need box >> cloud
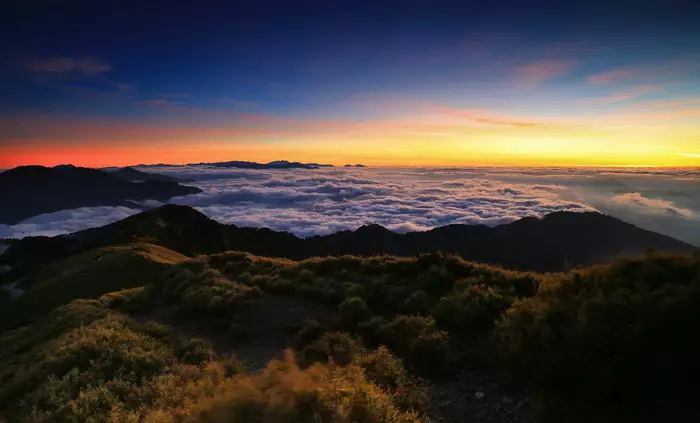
[588,67,640,85]
[2,167,698,247]
[139,99,175,107]
[609,192,693,217]
[0,206,140,239]
[585,85,664,105]
[514,60,576,88]
[588,58,700,85]
[26,56,112,75]
[160,166,596,237]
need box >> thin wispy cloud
[585,85,664,105]
[139,99,176,107]
[588,58,700,85]
[26,56,112,75]
[514,60,576,88]
[588,66,640,85]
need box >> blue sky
[2,0,700,167]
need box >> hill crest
[0,205,694,275]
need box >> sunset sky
[2,0,699,168]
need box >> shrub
[339,296,372,327]
[141,262,262,321]
[358,346,406,390]
[402,290,431,315]
[360,315,449,375]
[497,254,700,421]
[0,301,220,422]
[344,282,368,299]
[294,318,325,348]
[173,337,214,365]
[302,332,363,366]
[221,353,245,376]
[434,284,512,332]
[150,351,425,423]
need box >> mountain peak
[356,223,390,234]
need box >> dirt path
[230,294,336,371]
[134,294,531,422]
[425,336,533,422]
[135,294,336,372]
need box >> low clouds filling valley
[1,166,698,246]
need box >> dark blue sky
[2,0,700,167]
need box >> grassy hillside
[498,253,700,422]
[1,245,699,422]
[0,243,187,330]
[0,299,426,422]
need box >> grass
[497,253,700,422]
[2,242,699,422]
[0,243,187,330]
[0,297,426,422]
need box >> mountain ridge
[0,165,202,225]
[137,160,335,169]
[109,166,191,182]
[1,204,694,277]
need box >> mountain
[344,164,367,167]
[165,160,332,169]
[1,206,698,422]
[0,165,202,225]
[206,160,332,169]
[133,160,335,169]
[110,166,189,182]
[1,205,694,277]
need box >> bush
[358,346,406,390]
[344,282,368,299]
[360,315,449,375]
[339,297,371,327]
[497,254,700,422]
[221,353,245,376]
[0,301,220,422]
[402,290,431,315]
[149,351,425,423]
[434,284,512,332]
[302,332,362,366]
[294,318,325,348]
[141,261,262,320]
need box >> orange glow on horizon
[3,100,699,169]
[3,141,699,169]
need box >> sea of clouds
[1,166,699,246]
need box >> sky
[2,0,700,168]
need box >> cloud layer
[1,167,698,246]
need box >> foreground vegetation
[0,299,425,422]
[1,241,699,422]
[498,253,700,422]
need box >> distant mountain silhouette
[0,166,202,225]
[157,160,334,169]
[132,160,335,169]
[1,205,694,277]
[110,166,189,183]
[344,164,367,167]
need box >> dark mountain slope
[110,166,188,182]
[303,211,695,270]
[0,165,202,224]
[1,205,694,278]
